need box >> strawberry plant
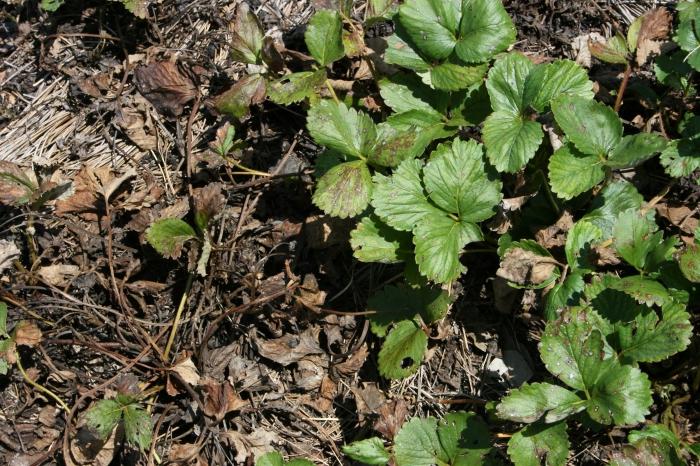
[84,393,152,450]
[256,451,314,466]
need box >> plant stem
[325,79,340,103]
[162,272,194,362]
[537,170,561,216]
[15,353,70,413]
[614,63,632,113]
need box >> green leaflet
[304,9,345,66]
[507,422,570,466]
[378,319,428,379]
[497,382,585,424]
[482,111,543,173]
[679,245,700,283]
[454,0,516,63]
[606,133,667,169]
[342,438,391,465]
[565,221,602,274]
[307,100,376,159]
[613,209,677,273]
[267,70,327,105]
[350,215,413,263]
[145,218,197,259]
[367,284,450,337]
[398,0,461,61]
[548,144,605,200]
[551,95,622,157]
[312,160,373,218]
[581,181,644,239]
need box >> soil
[0,1,697,465]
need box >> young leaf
[85,399,122,440]
[367,285,450,337]
[679,245,700,283]
[122,404,152,450]
[483,111,543,173]
[393,417,442,466]
[413,213,482,283]
[606,133,667,169]
[454,0,515,63]
[312,160,372,218]
[565,221,602,273]
[304,10,345,66]
[548,144,606,200]
[230,3,264,64]
[581,181,643,239]
[423,139,502,221]
[378,319,428,379]
[436,412,492,464]
[350,215,412,263]
[307,100,376,158]
[507,421,570,466]
[589,33,629,64]
[398,0,461,60]
[551,96,622,157]
[342,437,391,465]
[372,159,440,232]
[146,218,197,259]
[496,382,584,424]
[267,70,327,105]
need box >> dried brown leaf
[223,427,280,464]
[334,343,368,377]
[134,61,197,117]
[253,326,324,366]
[636,8,672,65]
[14,321,42,347]
[496,248,559,286]
[171,356,201,386]
[374,399,408,440]
[534,211,574,249]
[200,377,246,422]
[0,239,20,274]
[193,183,226,228]
[37,264,80,286]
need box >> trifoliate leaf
[394,416,442,466]
[589,33,630,64]
[496,382,585,424]
[610,437,684,466]
[414,213,482,283]
[398,0,461,60]
[679,245,700,283]
[378,319,428,379]
[145,218,197,259]
[368,285,450,337]
[307,100,376,158]
[429,62,488,91]
[423,139,502,221]
[524,60,594,113]
[486,52,534,113]
[551,96,622,157]
[544,273,585,321]
[379,74,447,117]
[660,139,700,178]
[256,452,284,466]
[230,3,264,64]
[85,399,122,440]
[384,33,431,73]
[122,405,152,450]
[312,160,372,218]
[350,215,413,263]
[483,111,543,173]
[454,0,516,63]
[342,437,391,465]
[267,70,327,105]
[613,209,676,273]
[548,144,606,200]
[304,9,345,66]
[606,133,667,169]
[507,422,570,466]
[581,181,643,239]
[372,159,441,232]
[565,221,602,273]
[437,412,492,464]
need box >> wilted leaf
[497,242,560,288]
[214,74,267,120]
[635,8,672,65]
[14,321,42,347]
[589,33,629,64]
[134,61,197,117]
[200,378,246,422]
[230,3,264,64]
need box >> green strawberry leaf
[307,100,376,159]
[565,221,602,273]
[372,158,441,232]
[544,273,585,321]
[146,218,197,259]
[371,119,433,168]
[379,74,448,117]
[437,412,492,464]
[378,319,428,379]
[423,139,502,221]
[486,52,534,114]
[606,133,667,169]
[613,209,677,273]
[267,70,327,105]
[523,60,594,112]
[679,245,700,283]
[604,275,672,307]
[507,422,570,466]
[660,139,700,178]
[548,144,606,200]
[85,399,123,440]
[581,181,643,239]
[122,404,152,450]
[628,425,682,453]
[551,96,622,157]
[368,285,450,337]
[414,213,483,283]
[214,73,267,119]
[454,0,516,63]
[496,382,585,424]
[483,111,543,173]
[384,33,431,73]
[342,437,391,465]
[230,3,264,64]
[394,416,442,466]
[256,452,285,466]
[398,0,461,60]
[350,215,413,264]
[675,8,700,71]
[609,437,684,466]
[586,363,652,425]
[312,160,372,218]
[305,9,345,66]
[429,62,488,91]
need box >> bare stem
[614,63,632,113]
[15,354,70,413]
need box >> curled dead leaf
[38,264,80,287]
[14,321,42,347]
[497,248,559,286]
[253,326,324,366]
[200,377,246,422]
[635,8,672,65]
[134,61,197,117]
